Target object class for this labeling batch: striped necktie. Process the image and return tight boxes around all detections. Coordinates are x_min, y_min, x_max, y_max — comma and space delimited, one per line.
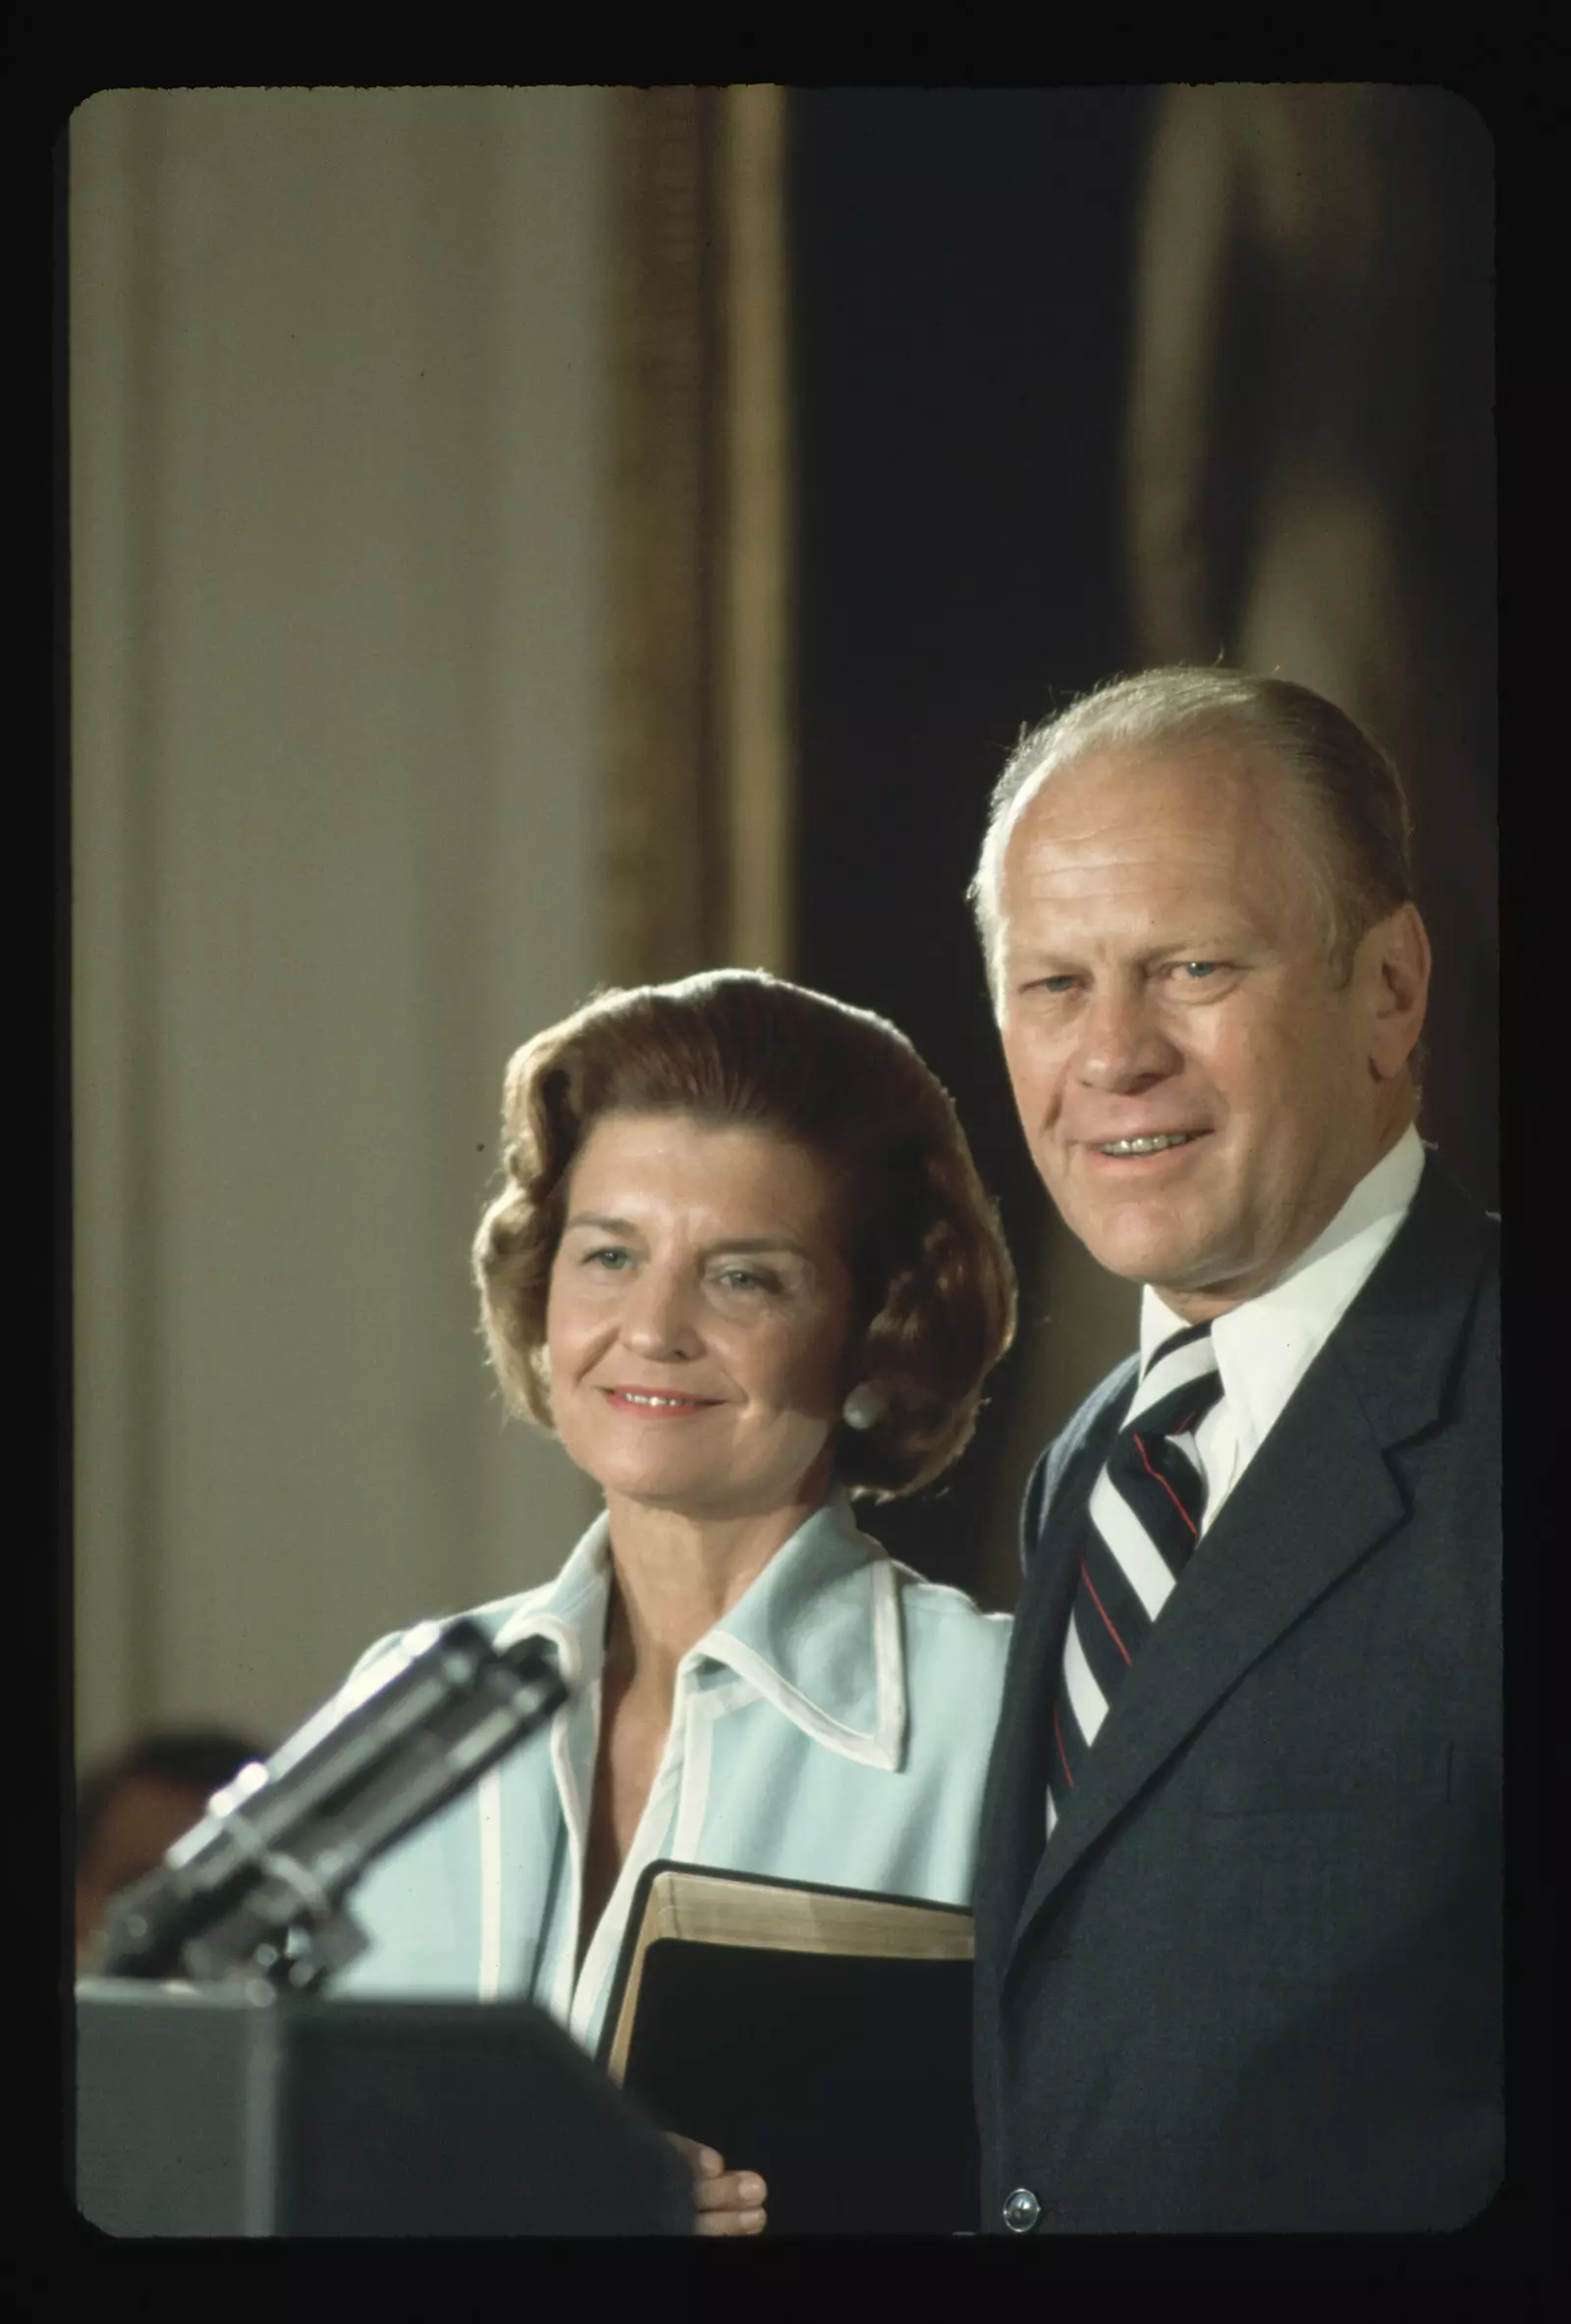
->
1046, 1322, 1223, 1837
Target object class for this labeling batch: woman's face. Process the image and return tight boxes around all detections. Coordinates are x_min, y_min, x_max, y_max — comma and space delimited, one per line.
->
545, 1109, 858, 1525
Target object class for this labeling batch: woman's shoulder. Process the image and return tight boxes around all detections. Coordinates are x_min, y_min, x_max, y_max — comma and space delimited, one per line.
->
885, 1556, 1013, 1656
831, 1499, 1010, 1647
345, 1577, 562, 1684
879, 1558, 1012, 1750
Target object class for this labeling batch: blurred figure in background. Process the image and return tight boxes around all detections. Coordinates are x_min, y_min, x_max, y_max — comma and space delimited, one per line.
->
76, 1729, 266, 1972
1125, 82, 1495, 1208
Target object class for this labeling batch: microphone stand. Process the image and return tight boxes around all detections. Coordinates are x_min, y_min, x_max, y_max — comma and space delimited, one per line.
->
89, 1619, 567, 1995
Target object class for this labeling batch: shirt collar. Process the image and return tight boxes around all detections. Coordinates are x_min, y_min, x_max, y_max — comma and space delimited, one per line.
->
490, 1484, 905, 1772
1140, 1125, 1427, 1462
490, 1514, 615, 1692
701, 1486, 906, 1770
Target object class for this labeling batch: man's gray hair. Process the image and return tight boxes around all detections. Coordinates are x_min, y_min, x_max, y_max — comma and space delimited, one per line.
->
968, 666, 1417, 1011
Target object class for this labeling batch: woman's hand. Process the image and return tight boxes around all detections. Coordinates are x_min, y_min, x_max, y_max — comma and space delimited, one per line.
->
667, 2133, 768, 2236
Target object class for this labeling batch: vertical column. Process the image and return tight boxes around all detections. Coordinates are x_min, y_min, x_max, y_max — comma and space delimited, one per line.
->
603, 84, 793, 989
723, 85, 793, 976
71, 90, 609, 1759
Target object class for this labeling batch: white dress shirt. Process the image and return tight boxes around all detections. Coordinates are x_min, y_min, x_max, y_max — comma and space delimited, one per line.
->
1140, 1124, 1427, 1533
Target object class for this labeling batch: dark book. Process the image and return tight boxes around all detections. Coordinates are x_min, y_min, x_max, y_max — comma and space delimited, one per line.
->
597, 1861, 977, 2237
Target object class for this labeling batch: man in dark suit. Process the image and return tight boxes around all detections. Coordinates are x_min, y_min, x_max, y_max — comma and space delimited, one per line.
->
966, 666, 1499, 2232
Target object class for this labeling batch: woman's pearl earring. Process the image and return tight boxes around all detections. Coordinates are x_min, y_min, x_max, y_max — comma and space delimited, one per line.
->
841, 1382, 888, 1432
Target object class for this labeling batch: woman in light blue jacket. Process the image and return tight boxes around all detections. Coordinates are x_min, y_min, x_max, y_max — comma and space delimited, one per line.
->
332, 970, 1016, 2228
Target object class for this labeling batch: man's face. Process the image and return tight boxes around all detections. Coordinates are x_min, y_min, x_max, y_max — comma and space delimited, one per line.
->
996, 745, 1420, 1320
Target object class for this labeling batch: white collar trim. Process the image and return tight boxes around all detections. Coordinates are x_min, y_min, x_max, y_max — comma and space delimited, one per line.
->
488, 1488, 906, 1772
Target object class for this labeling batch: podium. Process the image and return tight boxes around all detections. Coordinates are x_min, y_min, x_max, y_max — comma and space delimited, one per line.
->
76, 1978, 693, 2236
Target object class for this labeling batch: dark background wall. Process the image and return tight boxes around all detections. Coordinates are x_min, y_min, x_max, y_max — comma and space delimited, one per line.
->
790, 88, 1157, 1596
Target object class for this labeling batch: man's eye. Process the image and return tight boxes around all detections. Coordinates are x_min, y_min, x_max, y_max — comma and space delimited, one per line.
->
716, 1268, 767, 1293
1023, 974, 1077, 995
586, 1247, 631, 1270
1175, 960, 1220, 980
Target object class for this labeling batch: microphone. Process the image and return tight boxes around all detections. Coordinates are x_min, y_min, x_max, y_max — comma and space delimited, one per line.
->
91, 1618, 567, 1990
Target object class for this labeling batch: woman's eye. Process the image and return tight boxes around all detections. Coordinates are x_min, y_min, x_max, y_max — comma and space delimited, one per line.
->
586, 1247, 631, 1270
716, 1268, 765, 1293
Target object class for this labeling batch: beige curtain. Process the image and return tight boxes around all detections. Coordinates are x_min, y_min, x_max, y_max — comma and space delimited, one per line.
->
73, 83, 795, 1765
603, 85, 792, 985
72, 88, 613, 1761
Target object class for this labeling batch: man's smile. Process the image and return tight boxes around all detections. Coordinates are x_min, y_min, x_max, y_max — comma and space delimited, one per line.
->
1090, 1131, 1205, 1157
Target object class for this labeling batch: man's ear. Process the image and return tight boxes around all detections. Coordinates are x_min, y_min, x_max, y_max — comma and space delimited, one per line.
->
1360, 902, 1432, 1082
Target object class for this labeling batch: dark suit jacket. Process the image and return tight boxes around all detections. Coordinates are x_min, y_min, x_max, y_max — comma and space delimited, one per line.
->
972, 1153, 1500, 2232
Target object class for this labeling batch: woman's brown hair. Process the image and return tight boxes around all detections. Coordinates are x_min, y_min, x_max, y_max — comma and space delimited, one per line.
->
473, 970, 1016, 1498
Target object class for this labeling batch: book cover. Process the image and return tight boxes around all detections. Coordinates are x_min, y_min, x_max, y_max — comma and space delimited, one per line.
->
598, 1862, 978, 2237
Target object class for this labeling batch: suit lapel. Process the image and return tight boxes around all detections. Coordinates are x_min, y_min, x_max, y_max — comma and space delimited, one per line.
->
975, 1463, 1084, 1947
1002, 1154, 1492, 1968
975, 1369, 1132, 1965
1008, 1353, 1401, 1946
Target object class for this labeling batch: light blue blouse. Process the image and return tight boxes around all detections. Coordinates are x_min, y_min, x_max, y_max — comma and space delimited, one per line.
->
329, 1486, 1011, 2055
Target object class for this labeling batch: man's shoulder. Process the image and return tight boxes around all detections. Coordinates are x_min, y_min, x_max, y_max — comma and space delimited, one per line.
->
1335, 1149, 1497, 1404
1020, 1352, 1141, 1570
1386, 1146, 1496, 1286
1043, 1352, 1142, 1469
1328, 1162, 1496, 1468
